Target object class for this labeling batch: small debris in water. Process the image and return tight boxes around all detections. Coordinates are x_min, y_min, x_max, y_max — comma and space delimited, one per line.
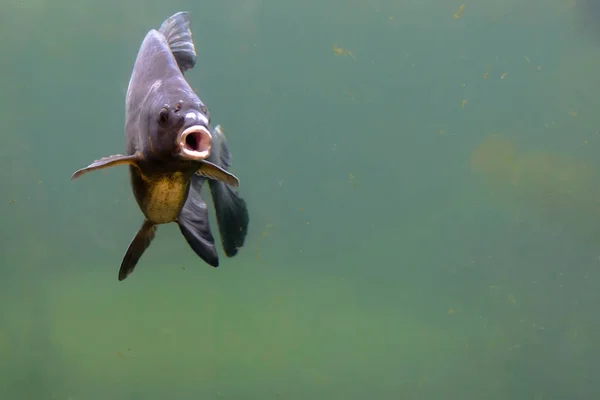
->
483, 64, 492, 79
332, 44, 356, 60
454, 4, 465, 19
349, 173, 358, 188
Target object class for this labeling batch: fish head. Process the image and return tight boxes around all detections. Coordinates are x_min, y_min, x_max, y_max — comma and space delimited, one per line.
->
126, 28, 212, 162
147, 91, 213, 162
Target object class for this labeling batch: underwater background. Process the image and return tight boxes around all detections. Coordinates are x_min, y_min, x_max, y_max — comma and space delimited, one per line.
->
2, 0, 600, 398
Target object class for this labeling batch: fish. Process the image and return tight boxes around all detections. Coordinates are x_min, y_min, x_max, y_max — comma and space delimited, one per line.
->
71, 12, 249, 281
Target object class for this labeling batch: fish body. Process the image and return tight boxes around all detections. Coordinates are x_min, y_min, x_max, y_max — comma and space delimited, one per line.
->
72, 12, 249, 280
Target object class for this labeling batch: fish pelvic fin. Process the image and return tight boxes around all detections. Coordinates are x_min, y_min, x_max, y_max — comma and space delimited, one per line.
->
177, 179, 219, 267
159, 11, 197, 73
71, 152, 142, 181
207, 125, 249, 257
119, 219, 157, 281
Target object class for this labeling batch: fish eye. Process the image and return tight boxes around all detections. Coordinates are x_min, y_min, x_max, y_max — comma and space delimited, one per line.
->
158, 107, 170, 125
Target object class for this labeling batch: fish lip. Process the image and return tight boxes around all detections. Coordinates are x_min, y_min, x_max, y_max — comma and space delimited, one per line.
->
177, 125, 212, 160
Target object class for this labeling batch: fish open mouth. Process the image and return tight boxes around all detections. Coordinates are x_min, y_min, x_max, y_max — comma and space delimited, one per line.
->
178, 126, 212, 160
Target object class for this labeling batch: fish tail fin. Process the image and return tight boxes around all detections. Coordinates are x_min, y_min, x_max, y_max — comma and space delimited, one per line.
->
159, 11, 197, 72
178, 179, 219, 267
208, 125, 249, 257
119, 220, 157, 281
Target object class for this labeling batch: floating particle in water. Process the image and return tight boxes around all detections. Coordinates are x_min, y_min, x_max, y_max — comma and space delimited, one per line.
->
500, 72, 508, 79
461, 99, 468, 108
454, 4, 465, 19
261, 223, 276, 237
507, 293, 517, 304
332, 44, 356, 60
483, 64, 492, 79
569, 111, 577, 117
349, 173, 358, 188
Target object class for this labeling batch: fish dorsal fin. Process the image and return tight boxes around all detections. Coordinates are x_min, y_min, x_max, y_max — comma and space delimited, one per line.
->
158, 11, 197, 73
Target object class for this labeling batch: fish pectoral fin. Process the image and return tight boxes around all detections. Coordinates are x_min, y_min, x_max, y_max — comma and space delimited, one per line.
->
195, 161, 240, 188
71, 152, 142, 181
178, 183, 219, 267
119, 219, 157, 281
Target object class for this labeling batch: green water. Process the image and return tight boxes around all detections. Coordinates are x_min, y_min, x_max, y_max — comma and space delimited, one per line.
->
2, 0, 600, 398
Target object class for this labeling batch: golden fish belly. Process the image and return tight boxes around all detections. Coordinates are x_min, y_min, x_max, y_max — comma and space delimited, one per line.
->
143, 173, 188, 224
